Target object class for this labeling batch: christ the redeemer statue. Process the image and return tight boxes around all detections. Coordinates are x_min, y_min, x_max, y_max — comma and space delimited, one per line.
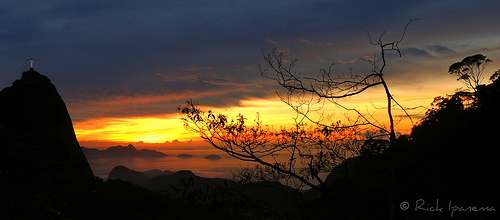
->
26, 58, 37, 70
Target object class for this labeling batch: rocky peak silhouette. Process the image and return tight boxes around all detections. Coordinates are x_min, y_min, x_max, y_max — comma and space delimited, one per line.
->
0, 69, 92, 177
0, 69, 94, 217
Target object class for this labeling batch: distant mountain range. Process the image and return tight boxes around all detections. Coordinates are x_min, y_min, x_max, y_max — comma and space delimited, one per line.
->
82, 144, 223, 160
81, 144, 168, 158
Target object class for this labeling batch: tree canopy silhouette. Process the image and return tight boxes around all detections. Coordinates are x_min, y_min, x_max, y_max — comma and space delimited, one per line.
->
413, 55, 499, 161
449, 54, 492, 92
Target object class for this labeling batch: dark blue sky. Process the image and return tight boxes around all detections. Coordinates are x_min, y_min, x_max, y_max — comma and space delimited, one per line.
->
1, 0, 499, 124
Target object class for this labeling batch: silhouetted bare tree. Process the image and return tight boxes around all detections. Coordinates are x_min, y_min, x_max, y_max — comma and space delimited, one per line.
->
178, 19, 419, 204
261, 19, 419, 144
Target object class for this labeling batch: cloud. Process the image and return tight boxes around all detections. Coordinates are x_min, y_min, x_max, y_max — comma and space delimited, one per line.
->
155, 66, 223, 83
337, 58, 358, 64
155, 67, 261, 89
64, 63, 275, 122
428, 45, 455, 54
400, 47, 433, 57
266, 39, 279, 46
299, 38, 314, 45
180, 66, 215, 71
67, 87, 255, 121
316, 57, 328, 63
155, 72, 199, 82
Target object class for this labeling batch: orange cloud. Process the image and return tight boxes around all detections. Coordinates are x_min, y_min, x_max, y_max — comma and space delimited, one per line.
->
264, 39, 291, 54
266, 39, 279, 46
317, 56, 330, 63
299, 38, 313, 45
66, 87, 253, 122
85, 88, 248, 107
337, 58, 358, 64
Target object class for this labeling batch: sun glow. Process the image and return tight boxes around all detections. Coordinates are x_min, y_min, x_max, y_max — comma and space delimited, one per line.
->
73, 93, 435, 144
73, 98, 299, 143
73, 115, 193, 143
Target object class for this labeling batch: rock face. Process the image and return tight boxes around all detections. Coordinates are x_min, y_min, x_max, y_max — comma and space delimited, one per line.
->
0, 69, 94, 217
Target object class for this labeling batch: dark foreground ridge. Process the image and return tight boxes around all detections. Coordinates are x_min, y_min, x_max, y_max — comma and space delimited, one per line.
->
107, 165, 306, 218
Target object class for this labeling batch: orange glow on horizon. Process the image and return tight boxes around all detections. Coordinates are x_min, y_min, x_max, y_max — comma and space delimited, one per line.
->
74, 115, 194, 143
73, 93, 436, 144
73, 98, 299, 143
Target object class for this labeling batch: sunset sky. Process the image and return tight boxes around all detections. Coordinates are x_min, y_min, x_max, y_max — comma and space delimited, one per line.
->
1, 1, 500, 146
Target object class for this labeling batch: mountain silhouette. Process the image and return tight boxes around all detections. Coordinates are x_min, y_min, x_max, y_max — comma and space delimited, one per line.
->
81, 144, 168, 158
0, 69, 94, 217
177, 153, 194, 158
107, 165, 151, 184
